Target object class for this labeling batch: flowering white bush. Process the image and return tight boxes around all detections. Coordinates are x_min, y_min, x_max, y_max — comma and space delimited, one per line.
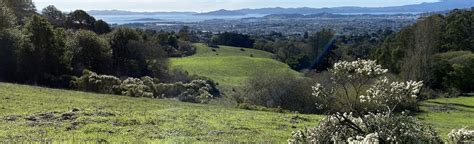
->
448, 127, 474, 143
331, 59, 388, 77
347, 133, 379, 144
288, 112, 442, 143
312, 59, 423, 113
290, 59, 440, 143
360, 77, 423, 113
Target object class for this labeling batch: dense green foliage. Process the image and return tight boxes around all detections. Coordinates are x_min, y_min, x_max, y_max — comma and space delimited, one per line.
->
66, 30, 113, 75
237, 72, 319, 113
1, 0, 36, 23
375, 9, 473, 93
253, 29, 335, 70
0, 0, 16, 30
0, 6, 192, 90
212, 32, 254, 48
41, 5, 65, 27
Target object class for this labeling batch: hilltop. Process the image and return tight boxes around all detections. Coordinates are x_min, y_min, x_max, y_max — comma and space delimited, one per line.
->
170, 44, 300, 88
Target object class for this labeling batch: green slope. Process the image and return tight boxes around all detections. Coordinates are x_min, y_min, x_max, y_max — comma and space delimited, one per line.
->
1, 83, 471, 142
0, 83, 323, 143
418, 96, 474, 139
170, 44, 300, 88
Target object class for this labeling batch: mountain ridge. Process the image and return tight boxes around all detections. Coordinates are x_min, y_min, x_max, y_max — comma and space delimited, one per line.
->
88, 0, 474, 15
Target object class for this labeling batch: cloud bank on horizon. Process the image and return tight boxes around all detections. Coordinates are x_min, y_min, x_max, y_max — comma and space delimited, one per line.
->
33, 0, 440, 12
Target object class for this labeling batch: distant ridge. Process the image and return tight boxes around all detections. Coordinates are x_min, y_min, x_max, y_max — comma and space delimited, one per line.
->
88, 0, 474, 16
215, 0, 474, 14
88, 10, 196, 15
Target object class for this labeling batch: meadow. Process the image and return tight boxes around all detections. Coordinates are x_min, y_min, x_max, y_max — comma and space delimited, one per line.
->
170, 43, 300, 89
0, 83, 324, 143
418, 96, 474, 138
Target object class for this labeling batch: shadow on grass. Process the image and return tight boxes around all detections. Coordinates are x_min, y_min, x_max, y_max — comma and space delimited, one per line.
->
426, 101, 474, 109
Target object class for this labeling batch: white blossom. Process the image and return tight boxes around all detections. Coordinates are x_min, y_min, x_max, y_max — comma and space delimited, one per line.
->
448, 127, 474, 143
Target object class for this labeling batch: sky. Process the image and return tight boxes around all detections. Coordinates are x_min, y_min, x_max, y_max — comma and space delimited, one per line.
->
32, 0, 440, 12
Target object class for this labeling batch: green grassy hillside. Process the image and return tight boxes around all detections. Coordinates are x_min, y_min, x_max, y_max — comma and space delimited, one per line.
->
0, 83, 472, 142
418, 96, 474, 138
170, 44, 300, 88
0, 83, 323, 143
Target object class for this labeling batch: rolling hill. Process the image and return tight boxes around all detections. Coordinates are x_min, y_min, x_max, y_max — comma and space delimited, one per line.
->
0, 82, 472, 142
170, 44, 301, 89
0, 82, 323, 143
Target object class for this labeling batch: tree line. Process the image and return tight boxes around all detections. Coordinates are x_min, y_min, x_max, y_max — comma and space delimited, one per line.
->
374, 9, 474, 95
0, 0, 196, 88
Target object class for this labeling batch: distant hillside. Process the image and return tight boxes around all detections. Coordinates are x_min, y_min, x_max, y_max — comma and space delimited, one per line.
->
196, 9, 246, 16
170, 43, 299, 89
228, 0, 474, 14
88, 10, 196, 15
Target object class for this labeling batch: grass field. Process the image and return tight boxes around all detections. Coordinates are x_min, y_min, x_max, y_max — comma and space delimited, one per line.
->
170, 44, 300, 88
0, 83, 323, 143
0, 83, 472, 142
418, 96, 474, 139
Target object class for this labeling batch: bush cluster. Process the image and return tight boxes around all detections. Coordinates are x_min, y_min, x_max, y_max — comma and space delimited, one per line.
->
71, 70, 121, 94
71, 70, 220, 103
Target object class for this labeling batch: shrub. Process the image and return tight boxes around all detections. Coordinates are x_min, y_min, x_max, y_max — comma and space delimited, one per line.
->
119, 77, 154, 98
72, 70, 220, 103
448, 127, 474, 143
289, 112, 443, 143
178, 79, 220, 103
71, 70, 121, 94
239, 71, 319, 113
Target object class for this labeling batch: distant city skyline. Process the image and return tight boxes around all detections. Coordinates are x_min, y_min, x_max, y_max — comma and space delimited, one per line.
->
33, 0, 440, 12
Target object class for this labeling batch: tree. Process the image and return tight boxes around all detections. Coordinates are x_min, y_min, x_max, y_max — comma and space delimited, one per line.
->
65, 10, 96, 30
445, 54, 474, 93
2, 0, 36, 23
41, 5, 65, 27
65, 30, 112, 75
0, 0, 16, 30
442, 9, 473, 52
108, 28, 142, 76
400, 15, 444, 81
0, 29, 24, 81
214, 32, 254, 48
308, 29, 334, 59
19, 14, 66, 85
178, 26, 190, 41
93, 20, 111, 34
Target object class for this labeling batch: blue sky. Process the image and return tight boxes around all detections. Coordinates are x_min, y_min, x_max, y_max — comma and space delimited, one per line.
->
33, 0, 440, 12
